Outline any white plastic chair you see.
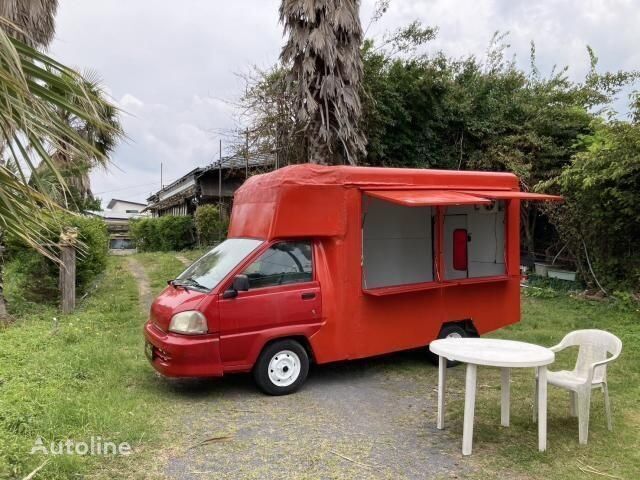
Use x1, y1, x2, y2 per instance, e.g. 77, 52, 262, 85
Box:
534, 329, 622, 444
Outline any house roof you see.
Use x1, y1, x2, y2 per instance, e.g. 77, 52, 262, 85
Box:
206, 152, 275, 172
145, 152, 276, 208
106, 198, 147, 209
88, 210, 149, 221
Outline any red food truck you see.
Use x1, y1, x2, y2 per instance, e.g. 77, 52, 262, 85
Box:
144, 165, 560, 395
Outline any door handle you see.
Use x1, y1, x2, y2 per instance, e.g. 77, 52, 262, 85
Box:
301, 292, 316, 300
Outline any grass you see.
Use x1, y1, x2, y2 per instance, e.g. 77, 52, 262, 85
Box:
449, 295, 640, 480
178, 247, 210, 263
135, 252, 188, 292
0, 257, 178, 479
2, 249, 638, 479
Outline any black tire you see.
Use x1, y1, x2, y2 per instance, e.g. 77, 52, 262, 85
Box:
427, 324, 470, 367
253, 339, 309, 395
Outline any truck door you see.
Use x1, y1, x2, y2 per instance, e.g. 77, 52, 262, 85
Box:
218, 241, 321, 365
444, 214, 468, 280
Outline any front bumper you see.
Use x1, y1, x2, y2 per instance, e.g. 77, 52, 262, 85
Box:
144, 321, 223, 377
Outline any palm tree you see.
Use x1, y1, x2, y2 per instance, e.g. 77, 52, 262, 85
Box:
0, 0, 58, 48
0, 20, 120, 320
280, 0, 366, 165
35, 73, 123, 211
1, 0, 59, 320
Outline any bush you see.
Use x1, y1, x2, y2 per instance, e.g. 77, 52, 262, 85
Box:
130, 216, 195, 252
4, 214, 109, 314
543, 120, 640, 291
194, 204, 226, 246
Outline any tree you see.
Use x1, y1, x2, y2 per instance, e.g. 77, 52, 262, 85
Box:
0, 0, 58, 48
194, 205, 226, 245
542, 119, 640, 290
0, 22, 120, 319
280, 0, 366, 165
360, 32, 636, 256
233, 66, 305, 168
237, 19, 639, 283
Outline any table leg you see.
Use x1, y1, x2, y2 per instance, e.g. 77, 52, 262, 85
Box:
437, 355, 447, 430
501, 368, 510, 427
462, 363, 477, 456
537, 366, 547, 452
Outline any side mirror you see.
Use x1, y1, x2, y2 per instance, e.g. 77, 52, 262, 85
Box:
222, 274, 250, 299
233, 274, 250, 292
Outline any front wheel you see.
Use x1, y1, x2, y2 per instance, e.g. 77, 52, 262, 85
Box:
427, 324, 471, 367
253, 339, 309, 395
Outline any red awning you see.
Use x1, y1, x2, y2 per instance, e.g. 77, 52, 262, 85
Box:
365, 190, 492, 206
456, 190, 563, 202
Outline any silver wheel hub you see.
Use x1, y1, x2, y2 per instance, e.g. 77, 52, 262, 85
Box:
447, 332, 463, 339
267, 350, 301, 387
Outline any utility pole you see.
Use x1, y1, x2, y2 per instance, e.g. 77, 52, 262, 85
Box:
218, 139, 223, 217
245, 128, 249, 179
160, 162, 163, 189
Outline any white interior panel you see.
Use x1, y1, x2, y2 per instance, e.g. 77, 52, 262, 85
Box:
468, 206, 506, 277
363, 197, 433, 289
444, 202, 506, 279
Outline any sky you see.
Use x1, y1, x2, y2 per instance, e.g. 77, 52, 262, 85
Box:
48, 0, 640, 207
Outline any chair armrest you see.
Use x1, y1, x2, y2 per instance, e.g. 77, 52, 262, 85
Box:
587, 355, 620, 383
549, 343, 566, 353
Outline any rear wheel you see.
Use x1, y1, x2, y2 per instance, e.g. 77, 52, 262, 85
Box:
253, 339, 309, 395
427, 324, 470, 367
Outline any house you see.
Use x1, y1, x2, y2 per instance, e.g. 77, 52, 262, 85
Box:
145, 153, 275, 218
91, 199, 148, 251
106, 198, 146, 215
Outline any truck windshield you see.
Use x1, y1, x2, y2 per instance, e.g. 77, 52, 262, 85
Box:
176, 238, 263, 291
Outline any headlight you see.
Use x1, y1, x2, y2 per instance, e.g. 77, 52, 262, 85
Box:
168, 311, 208, 335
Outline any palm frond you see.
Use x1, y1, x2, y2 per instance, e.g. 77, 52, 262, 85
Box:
0, 22, 121, 258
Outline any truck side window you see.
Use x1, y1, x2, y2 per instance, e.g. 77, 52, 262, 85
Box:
242, 241, 313, 289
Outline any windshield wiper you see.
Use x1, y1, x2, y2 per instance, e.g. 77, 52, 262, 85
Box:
168, 277, 210, 291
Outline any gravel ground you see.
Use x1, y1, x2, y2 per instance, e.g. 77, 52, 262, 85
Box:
161, 350, 476, 480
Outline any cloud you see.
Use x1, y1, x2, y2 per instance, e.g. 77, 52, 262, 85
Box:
49, 0, 639, 205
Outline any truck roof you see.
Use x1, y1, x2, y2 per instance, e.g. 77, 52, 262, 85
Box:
229, 164, 520, 240
237, 164, 518, 189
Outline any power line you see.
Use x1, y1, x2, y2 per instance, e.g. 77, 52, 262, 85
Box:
94, 180, 167, 196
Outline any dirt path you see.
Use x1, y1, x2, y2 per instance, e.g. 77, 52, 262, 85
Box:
175, 254, 191, 267
126, 256, 154, 312
162, 352, 478, 480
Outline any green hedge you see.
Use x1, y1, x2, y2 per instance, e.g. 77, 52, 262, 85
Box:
130, 216, 195, 252
194, 204, 227, 246
4, 214, 109, 314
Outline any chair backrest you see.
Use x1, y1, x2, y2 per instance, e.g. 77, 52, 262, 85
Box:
558, 329, 622, 383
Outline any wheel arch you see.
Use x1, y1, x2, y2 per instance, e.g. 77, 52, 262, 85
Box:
259, 335, 316, 364
440, 318, 479, 337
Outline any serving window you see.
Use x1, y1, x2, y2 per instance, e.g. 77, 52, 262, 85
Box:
361, 190, 514, 293
362, 196, 434, 289
360, 189, 560, 294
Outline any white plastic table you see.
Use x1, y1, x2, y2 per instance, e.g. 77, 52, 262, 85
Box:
430, 338, 555, 456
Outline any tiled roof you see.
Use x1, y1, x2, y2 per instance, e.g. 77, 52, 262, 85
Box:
146, 153, 276, 205
205, 152, 276, 172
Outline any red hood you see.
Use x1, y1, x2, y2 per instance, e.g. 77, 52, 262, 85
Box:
149, 286, 210, 332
